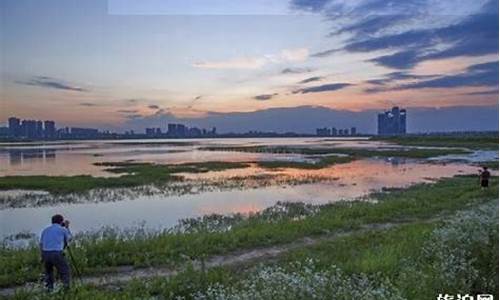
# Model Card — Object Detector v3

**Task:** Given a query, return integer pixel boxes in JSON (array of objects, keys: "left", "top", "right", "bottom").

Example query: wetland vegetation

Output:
[
  {"left": 0, "top": 161, "right": 250, "bottom": 194},
  {"left": 2, "top": 175, "right": 497, "bottom": 298},
  {"left": 202, "top": 145, "right": 471, "bottom": 158},
  {"left": 374, "top": 133, "right": 499, "bottom": 150},
  {"left": 0, "top": 136, "right": 498, "bottom": 299}
]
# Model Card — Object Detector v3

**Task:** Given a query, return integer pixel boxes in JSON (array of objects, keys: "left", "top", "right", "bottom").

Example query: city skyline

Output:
[
  {"left": 1, "top": 0, "right": 498, "bottom": 132},
  {"left": 3, "top": 103, "right": 499, "bottom": 138}
]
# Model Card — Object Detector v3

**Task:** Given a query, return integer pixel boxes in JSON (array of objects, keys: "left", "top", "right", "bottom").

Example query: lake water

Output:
[{"left": 0, "top": 138, "right": 496, "bottom": 240}]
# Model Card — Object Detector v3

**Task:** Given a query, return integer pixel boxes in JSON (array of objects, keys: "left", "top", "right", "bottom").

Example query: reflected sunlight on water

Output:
[{"left": 0, "top": 138, "right": 496, "bottom": 239}]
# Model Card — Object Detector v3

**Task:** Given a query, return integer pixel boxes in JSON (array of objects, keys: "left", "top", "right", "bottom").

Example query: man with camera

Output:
[{"left": 39, "top": 214, "right": 72, "bottom": 291}]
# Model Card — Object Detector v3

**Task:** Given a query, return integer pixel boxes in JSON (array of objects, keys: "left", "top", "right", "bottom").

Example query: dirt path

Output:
[{"left": 0, "top": 219, "right": 429, "bottom": 297}]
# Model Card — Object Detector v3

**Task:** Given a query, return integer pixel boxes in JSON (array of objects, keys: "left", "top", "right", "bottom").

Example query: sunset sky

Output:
[{"left": 0, "top": 0, "right": 498, "bottom": 131}]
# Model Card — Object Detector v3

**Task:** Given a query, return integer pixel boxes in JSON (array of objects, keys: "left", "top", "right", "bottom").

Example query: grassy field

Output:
[
  {"left": 476, "top": 160, "right": 499, "bottom": 170},
  {"left": 1, "top": 175, "right": 497, "bottom": 293},
  {"left": 5, "top": 190, "right": 498, "bottom": 299},
  {"left": 256, "top": 155, "right": 354, "bottom": 169},
  {"left": 0, "top": 161, "right": 249, "bottom": 194},
  {"left": 203, "top": 145, "right": 471, "bottom": 158},
  {"left": 374, "top": 134, "right": 499, "bottom": 150}
]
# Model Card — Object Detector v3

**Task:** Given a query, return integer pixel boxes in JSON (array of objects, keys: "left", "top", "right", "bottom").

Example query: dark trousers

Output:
[{"left": 42, "top": 251, "right": 71, "bottom": 290}]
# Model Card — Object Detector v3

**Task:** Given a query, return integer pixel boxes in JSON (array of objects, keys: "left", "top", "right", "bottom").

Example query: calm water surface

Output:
[
  {"left": 0, "top": 138, "right": 391, "bottom": 176},
  {"left": 0, "top": 138, "right": 495, "bottom": 239}
]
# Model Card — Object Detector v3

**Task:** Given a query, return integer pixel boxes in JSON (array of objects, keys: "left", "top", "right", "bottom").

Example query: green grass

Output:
[
  {"left": 256, "top": 155, "right": 354, "bottom": 169},
  {"left": 374, "top": 134, "right": 499, "bottom": 150},
  {"left": 1, "top": 175, "right": 497, "bottom": 288},
  {"left": 203, "top": 145, "right": 471, "bottom": 158},
  {"left": 7, "top": 205, "right": 497, "bottom": 299},
  {"left": 284, "top": 222, "right": 433, "bottom": 275},
  {"left": 0, "top": 161, "right": 249, "bottom": 194},
  {"left": 475, "top": 161, "right": 499, "bottom": 170}
]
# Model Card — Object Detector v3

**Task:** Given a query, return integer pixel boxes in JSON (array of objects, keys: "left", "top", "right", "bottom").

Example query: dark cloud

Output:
[
  {"left": 117, "top": 109, "right": 139, "bottom": 114},
  {"left": 79, "top": 102, "right": 98, "bottom": 107},
  {"left": 334, "top": 14, "right": 409, "bottom": 38},
  {"left": 366, "top": 71, "right": 436, "bottom": 86},
  {"left": 17, "top": 76, "right": 88, "bottom": 92},
  {"left": 350, "top": 2, "right": 497, "bottom": 68},
  {"left": 186, "top": 95, "right": 203, "bottom": 109},
  {"left": 124, "top": 114, "right": 143, "bottom": 119},
  {"left": 299, "top": 76, "right": 324, "bottom": 84},
  {"left": 393, "top": 61, "right": 498, "bottom": 90},
  {"left": 363, "top": 12, "right": 498, "bottom": 69},
  {"left": 148, "top": 105, "right": 160, "bottom": 109},
  {"left": 462, "top": 89, "right": 499, "bottom": 96},
  {"left": 290, "top": 0, "right": 331, "bottom": 11},
  {"left": 311, "top": 48, "right": 341, "bottom": 58},
  {"left": 294, "top": 83, "right": 351, "bottom": 94},
  {"left": 366, "top": 61, "right": 498, "bottom": 93},
  {"left": 299, "top": 0, "right": 498, "bottom": 71},
  {"left": 369, "top": 49, "right": 421, "bottom": 69},
  {"left": 254, "top": 93, "right": 278, "bottom": 101},
  {"left": 281, "top": 67, "right": 314, "bottom": 74}
]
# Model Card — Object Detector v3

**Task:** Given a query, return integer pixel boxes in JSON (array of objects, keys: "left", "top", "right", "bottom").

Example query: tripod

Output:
[{"left": 65, "top": 245, "right": 83, "bottom": 285}]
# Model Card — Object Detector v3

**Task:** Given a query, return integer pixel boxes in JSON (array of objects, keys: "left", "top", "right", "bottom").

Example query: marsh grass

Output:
[
  {"left": 202, "top": 145, "right": 470, "bottom": 159},
  {"left": 476, "top": 161, "right": 499, "bottom": 170},
  {"left": 256, "top": 155, "right": 354, "bottom": 169},
  {"left": 1, "top": 175, "right": 497, "bottom": 288},
  {"left": 374, "top": 134, "right": 499, "bottom": 150},
  {"left": 7, "top": 200, "right": 497, "bottom": 300},
  {"left": 0, "top": 161, "right": 249, "bottom": 194}
]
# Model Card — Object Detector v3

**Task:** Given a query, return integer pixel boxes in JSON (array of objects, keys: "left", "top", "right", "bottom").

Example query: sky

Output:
[{"left": 0, "top": 0, "right": 498, "bottom": 132}]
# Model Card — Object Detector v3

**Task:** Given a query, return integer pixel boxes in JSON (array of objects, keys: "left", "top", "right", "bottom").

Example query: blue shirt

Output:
[{"left": 40, "top": 224, "right": 72, "bottom": 251}]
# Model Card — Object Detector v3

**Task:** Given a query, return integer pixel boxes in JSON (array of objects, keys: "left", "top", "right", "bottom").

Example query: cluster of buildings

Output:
[
  {"left": 377, "top": 107, "right": 407, "bottom": 136},
  {"left": 2, "top": 107, "right": 408, "bottom": 140},
  {"left": 2, "top": 117, "right": 103, "bottom": 140},
  {"left": 145, "top": 123, "right": 217, "bottom": 138},
  {"left": 316, "top": 127, "right": 357, "bottom": 137},
  {"left": 6, "top": 117, "right": 56, "bottom": 139}
]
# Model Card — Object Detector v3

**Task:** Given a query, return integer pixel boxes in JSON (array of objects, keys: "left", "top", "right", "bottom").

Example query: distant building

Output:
[
  {"left": 0, "top": 127, "right": 9, "bottom": 137},
  {"left": 350, "top": 127, "right": 357, "bottom": 136},
  {"left": 177, "top": 124, "right": 187, "bottom": 137},
  {"left": 377, "top": 107, "right": 407, "bottom": 136},
  {"left": 44, "top": 121, "right": 56, "bottom": 139},
  {"left": 71, "top": 127, "right": 99, "bottom": 138},
  {"left": 36, "top": 121, "right": 44, "bottom": 138},
  {"left": 167, "top": 123, "right": 177, "bottom": 136},
  {"left": 22, "top": 120, "right": 37, "bottom": 139},
  {"left": 188, "top": 127, "right": 202, "bottom": 137},
  {"left": 316, "top": 127, "right": 331, "bottom": 136},
  {"left": 8, "top": 117, "right": 21, "bottom": 137},
  {"left": 331, "top": 127, "right": 337, "bottom": 136},
  {"left": 145, "top": 128, "right": 155, "bottom": 136},
  {"left": 146, "top": 128, "right": 161, "bottom": 137}
]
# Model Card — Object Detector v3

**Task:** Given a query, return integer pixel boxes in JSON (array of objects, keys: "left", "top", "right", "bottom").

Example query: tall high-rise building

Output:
[
  {"left": 377, "top": 106, "right": 407, "bottom": 135},
  {"left": 8, "top": 117, "right": 21, "bottom": 137},
  {"left": 331, "top": 127, "right": 337, "bottom": 136},
  {"left": 167, "top": 123, "right": 177, "bottom": 136},
  {"left": 22, "top": 120, "right": 38, "bottom": 138},
  {"left": 70, "top": 127, "right": 99, "bottom": 138},
  {"left": 44, "top": 121, "right": 56, "bottom": 138},
  {"left": 177, "top": 124, "right": 187, "bottom": 137},
  {"left": 36, "top": 121, "right": 43, "bottom": 138}
]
